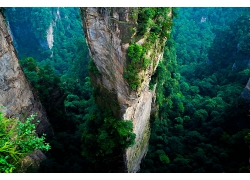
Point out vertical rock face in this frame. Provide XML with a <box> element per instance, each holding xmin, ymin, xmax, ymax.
<box><xmin>241</xmin><ymin>78</ymin><xmax>250</xmax><ymax>100</ymax></box>
<box><xmin>80</xmin><ymin>7</ymin><xmax>172</xmax><ymax>172</ymax></box>
<box><xmin>0</xmin><ymin>12</ymin><xmax>53</xmax><ymax>137</ymax></box>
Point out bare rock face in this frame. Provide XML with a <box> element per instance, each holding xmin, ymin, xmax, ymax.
<box><xmin>241</xmin><ymin>78</ymin><xmax>250</xmax><ymax>100</ymax></box>
<box><xmin>0</xmin><ymin>12</ymin><xmax>53</xmax><ymax>137</ymax></box>
<box><xmin>17</xmin><ymin>150</ymin><xmax>47</xmax><ymax>172</ymax></box>
<box><xmin>80</xmin><ymin>7</ymin><xmax>172</xmax><ymax>172</ymax></box>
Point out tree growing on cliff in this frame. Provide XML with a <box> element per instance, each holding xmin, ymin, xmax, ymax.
<box><xmin>81</xmin><ymin>105</ymin><xmax>136</xmax><ymax>172</ymax></box>
<box><xmin>0</xmin><ymin>110</ymin><xmax>50</xmax><ymax>173</ymax></box>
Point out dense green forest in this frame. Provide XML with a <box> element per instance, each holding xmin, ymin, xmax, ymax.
<box><xmin>140</xmin><ymin>7</ymin><xmax>250</xmax><ymax>173</ymax></box>
<box><xmin>1</xmin><ymin>7</ymin><xmax>250</xmax><ymax>173</ymax></box>
<box><xmin>5</xmin><ymin>7</ymin><xmax>136</xmax><ymax>172</ymax></box>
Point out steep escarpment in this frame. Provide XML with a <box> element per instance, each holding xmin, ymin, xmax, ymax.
<box><xmin>0</xmin><ymin>11</ymin><xmax>53</xmax><ymax>137</ymax></box>
<box><xmin>5</xmin><ymin>7</ymin><xmax>84</xmax><ymax>76</ymax></box>
<box><xmin>5</xmin><ymin>8</ymin><xmax>53</xmax><ymax>59</ymax></box>
<box><xmin>80</xmin><ymin>7</ymin><xmax>173</xmax><ymax>172</ymax></box>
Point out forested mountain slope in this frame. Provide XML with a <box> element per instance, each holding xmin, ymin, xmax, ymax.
<box><xmin>0</xmin><ymin>9</ymin><xmax>52</xmax><ymax>173</ymax></box>
<box><xmin>5</xmin><ymin>7</ymin><xmax>175</xmax><ymax>172</ymax></box>
<box><xmin>1</xmin><ymin>7</ymin><xmax>250</xmax><ymax>173</ymax></box>
<box><xmin>6</xmin><ymin>7</ymin><xmax>85</xmax><ymax>76</ymax></box>
<box><xmin>140</xmin><ymin>7</ymin><xmax>250</xmax><ymax>173</ymax></box>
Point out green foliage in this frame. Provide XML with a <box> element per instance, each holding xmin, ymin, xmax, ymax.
<box><xmin>173</xmin><ymin>7</ymin><xmax>248</xmax><ymax>65</ymax></box>
<box><xmin>141</xmin><ymin>8</ymin><xmax>250</xmax><ymax>173</ymax></box>
<box><xmin>245</xmin><ymin>133</ymin><xmax>250</xmax><ymax>145</ymax></box>
<box><xmin>5</xmin><ymin>7</ymin><xmax>84</xmax><ymax>76</ymax></box>
<box><xmin>81</xmin><ymin>107</ymin><xmax>136</xmax><ymax>172</ymax></box>
<box><xmin>5</xmin><ymin>8</ymin><xmax>93</xmax><ymax>173</ymax></box>
<box><xmin>148</xmin><ymin>32</ymin><xmax>157</xmax><ymax>43</ymax></box>
<box><xmin>128</xmin><ymin>43</ymin><xmax>144</xmax><ymax>63</ymax></box>
<box><xmin>20</xmin><ymin>57</ymin><xmax>61</xmax><ymax>108</ymax></box>
<box><xmin>124</xmin><ymin>43</ymin><xmax>146</xmax><ymax>90</ymax></box>
<box><xmin>6</xmin><ymin>7</ymin><xmax>250</xmax><ymax>173</ymax></box>
<box><xmin>88</xmin><ymin>59</ymin><xmax>101</xmax><ymax>75</ymax></box>
<box><xmin>137</xmin><ymin>7</ymin><xmax>172</xmax><ymax>39</ymax></box>
<box><xmin>152</xmin><ymin>36</ymin><xmax>180</xmax><ymax>114</ymax></box>
<box><xmin>124</xmin><ymin>8</ymin><xmax>173</xmax><ymax>91</ymax></box>
<box><xmin>97</xmin><ymin>117</ymin><xmax>135</xmax><ymax>154</ymax></box>
<box><xmin>30</xmin><ymin>8</ymin><xmax>53</xmax><ymax>39</ymax></box>
<box><xmin>193</xmin><ymin>109</ymin><xmax>208</xmax><ymax>124</ymax></box>
<box><xmin>83</xmin><ymin>110</ymin><xmax>135</xmax><ymax>153</ymax></box>
<box><xmin>143</xmin><ymin>58</ymin><xmax>152</xmax><ymax>69</ymax></box>
<box><xmin>0</xmin><ymin>111</ymin><xmax>50</xmax><ymax>173</ymax></box>
<box><xmin>137</xmin><ymin>8</ymin><xmax>156</xmax><ymax>35</ymax></box>
<box><xmin>157</xmin><ymin>150</ymin><xmax>170</xmax><ymax>164</ymax></box>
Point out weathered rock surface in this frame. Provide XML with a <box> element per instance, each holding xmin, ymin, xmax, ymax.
<box><xmin>17</xmin><ymin>150</ymin><xmax>47</xmax><ymax>172</ymax></box>
<box><xmin>0</xmin><ymin>12</ymin><xmax>53</xmax><ymax>137</ymax></box>
<box><xmin>80</xmin><ymin>7</ymin><xmax>170</xmax><ymax>172</ymax></box>
<box><xmin>241</xmin><ymin>78</ymin><xmax>250</xmax><ymax>100</ymax></box>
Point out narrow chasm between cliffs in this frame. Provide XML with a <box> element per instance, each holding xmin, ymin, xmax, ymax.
<box><xmin>1</xmin><ymin>7</ymin><xmax>250</xmax><ymax>173</ymax></box>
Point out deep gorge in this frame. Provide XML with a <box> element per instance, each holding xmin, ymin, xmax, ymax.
<box><xmin>0</xmin><ymin>7</ymin><xmax>250</xmax><ymax>173</ymax></box>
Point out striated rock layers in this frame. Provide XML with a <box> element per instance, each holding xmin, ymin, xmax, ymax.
<box><xmin>80</xmin><ymin>7</ymin><xmax>172</xmax><ymax>172</ymax></box>
<box><xmin>0</xmin><ymin>12</ymin><xmax>53</xmax><ymax>137</ymax></box>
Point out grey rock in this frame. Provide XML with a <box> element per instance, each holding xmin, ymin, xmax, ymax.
<box><xmin>0</xmin><ymin>12</ymin><xmax>53</xmax><ymax>138</ymax></box>
<box><xmin>81</xmin><ymin>7</ymin><xmax>169</xmax><ymax>172</ymax></box>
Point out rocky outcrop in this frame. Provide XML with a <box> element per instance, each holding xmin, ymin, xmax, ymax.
<box><xmin>46</xmin><ymin>8</ymin><xmax>62</xmax><ymax>51</ymax></box>
<box><xmin>80</xmin><ymin>7</ymin><xmax>172</xmax><ymax>172</ymax></box>
<box><xmin>241</xmin><ymin>78</ymin><xmax>250</xmax><ymax>100</ymax></box>
<box><xmin>0</xmin><ymin>11</ymin><xmax>53</xmax><ymax>137</ymax></box>
<box><xmin>17</xmin><ymin>150</ymin><xmax>47</xmax><ymax>172</ymax></box>
<box><xmin>46</xmin><ymin>22</ymin><xmax>54</xmax><ymax>50</ymax></box>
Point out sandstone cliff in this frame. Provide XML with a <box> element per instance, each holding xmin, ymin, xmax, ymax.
<box><xmin>0</xmin><ymin>12</ymin><xmax>53</xmax><ymax>136</ymax></box>
<box><xmin>80</xmin><ymin>7</ymin><xmax>172</xmax><ymax>172</ymax></box>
